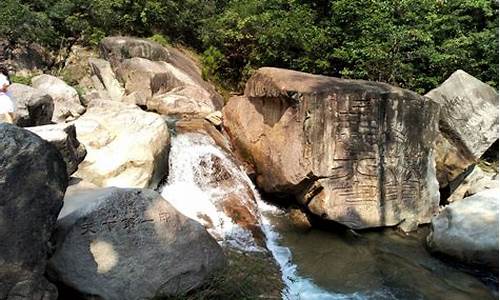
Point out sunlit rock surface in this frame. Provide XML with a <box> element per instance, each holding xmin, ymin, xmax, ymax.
<box><xmin>224</xmin><ymin>67</ymin><xmax>440</xmax><ymax>231</ymax></box>
<box><xmin>427</xmin><ymin>189</ymin><xmax>499</xmax><ymax>271</ymax></box>
<box><xmin>99</xmin><ymin>36</ymin><xmax>223</xmax><ymax>118</ymax></box>
<box><xmin>48</xmin><ymin>187</ymin><xmax>225</xmax><ymax>300</ymax></box>
<box><xmin>8</xmin><ymin>83</ymin><xmax>54</xmax><ymax>127</ymax></box>
<box><xmin>72</xmin><ymin>100</ymin><xmax>169</xmax><ymax>188</ymax></box>
<box><xmin>426</xmin><ymin>70</ymin><xmax>499</xmax><ymax>187</ymax></box>
<box><xmin>31</xmin><ymin>74</ymin><xmax>86</xmax><ymax>122</ymax></box>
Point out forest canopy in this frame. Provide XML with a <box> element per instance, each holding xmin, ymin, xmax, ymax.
<box><xmin>0</xmin><ymin>0</ymin><xmax>498</xmax><ymax>93</ymax></box>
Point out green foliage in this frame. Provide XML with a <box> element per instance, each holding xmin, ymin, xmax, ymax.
<box><xmin>0</xmin><ymin>0</ymin><xmax>56</xmax><ymax>45</ymax></box>
<box><xmin>148</xmin><ymin>34</ymin><xmax>170</xmax><ymax>47</ymax></box>
<box><xmin>201</xmin><ymin>0</ymin><xmax>498</xmax><ymax>92</ymax></box>
<box><xmin>10</xmin><ymin>74</ymin><xmax>33</xmax><ymax>85</ymax></box>
<box><xmin>0</xmin><ymin>0</ymin><xmax>497</xmax><ymax>93</ymax></box>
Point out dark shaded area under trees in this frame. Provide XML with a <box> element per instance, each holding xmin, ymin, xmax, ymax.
<box><xmin>0</xmin><ymin>0</ymin><xmax>498</xmax><ymax>93</ymax></box>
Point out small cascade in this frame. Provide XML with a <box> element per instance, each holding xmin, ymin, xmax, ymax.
<box><xmin>160</xmin><ymin>132</ymin><xmax>262</xmax><ymax>251</ymax></box>
<box><xmin>160</xmin><ymin>132</ymin><xmax>356</xmax><ymax>299</ymax></box>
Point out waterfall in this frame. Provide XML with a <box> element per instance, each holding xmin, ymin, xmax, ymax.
<box><xmin>160</xmin><ymin>132</ymin><xmax>352</xmax><ymax>299</ymax></box>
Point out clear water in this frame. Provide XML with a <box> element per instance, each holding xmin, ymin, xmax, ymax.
<box><xmin>264</xmin><ymin>209</ymin><xmax>498</xmax><ymax>300</ymax></box>
<box><xmin>160</xmin><ymin>132</ymin><xmax>498</xmax><ymax>300</ymax></box>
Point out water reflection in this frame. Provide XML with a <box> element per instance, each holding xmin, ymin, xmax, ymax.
<box><xmin>266</xmin><ymin>210</ymin><xmax>498</xmax><ymax>300</ymax></box>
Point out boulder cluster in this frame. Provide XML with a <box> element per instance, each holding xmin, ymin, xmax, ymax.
<box><xmin>0</xmin><ymin>36</ymin><xmax>498</xmax><ymax>299</ymax></box>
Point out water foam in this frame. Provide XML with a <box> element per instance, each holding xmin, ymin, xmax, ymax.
<box><xmin>160</xmin><ymin>132</ymin><xmax>361</xmax><ymax>299</ymax></box>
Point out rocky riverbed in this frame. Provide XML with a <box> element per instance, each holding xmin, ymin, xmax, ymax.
<box><xmin>0</xmin><ymin>36</ymin><xmax>498</xmax><ymax>300</ymax></box>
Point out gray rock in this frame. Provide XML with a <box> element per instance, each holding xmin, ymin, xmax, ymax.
<box><xmin>447</xmin><ymin>165</ymin><xmax>499</xmax><ymax>203</ymax></box>
<box><xmin>0</xmin><ymin>123</ymin><xmax>68</xmax><ymax>300</ymax></box>
<box><xmin>426</xmin><ymin>70</ymin><xmax>499</xmax><ymax>187</ymax></box>
<box><xmin>8</xmin><ymin>83</ymin><xmax>54</xmax><ymax>127</ymax></box>
<box><xmin>100</xmin><ymin>36</ymin><xmax>171</xmax><ymax>67</ymax></box>
<box><xmin>427</xmin><ymin>189</ymin><xmax>499</xmax><ymax>270</ymax></box>
<box><xmin>224</xmin><ymin>67</ymin><xmax>440</xmax><ymax>231</ymax></box>
<box><xmin>48</xmin><ymin>187</ymin><xmax>226</xmax><ymax>300</ymax></box>
<box><xmin>88</xmin><ymin>58</ymin><xmax>124</xmax><ymax>102</ymax></box>
<box><xmin>32</xmin><ymin>74</ymin><xmax>86</xmax><ymax>123</ymax></box>
<box><xmin>27</xmin><ymin>123</ymin><xmax>87</xmax><ymax>175</ymax></box>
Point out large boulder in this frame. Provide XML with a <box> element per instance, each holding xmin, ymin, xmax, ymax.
<box><xmin>88</xmin><ymin>58</ymin><xmax>124</xmax><ymax>102</ymax></box>
<box><xmin>115</xmin><ymin>57</ymin><xmax>176</xmax><ymax>105</ymax></box>
<box><xmin>8</xmin><ymin>83</ymin><xmax>54</xmax><ymax>127</ymax></box>
<box><xmin>0</xmin><ymin>124</ymin><xmax>68</xmax><ymax>300</ymax></box>
<box><xmin>72</xmin><ymin>100</ymin><xmax>169</xmax><ymax>188</ymax></box>
<box><xmin>99</xmin><ymin>36</ymin><xmax>223</xmax><ymax>118</ymax></box>
<box><xmin>100</xmin><ymin>36</ymin><xmax>171</xmax><ymax>67</ymax></box>
<box><xmin>427</xmin><ymin>189</ymin><xmax>499</xmax><ymax>270</ymax></box>
<box><xmin>48</xmin><ymin>187</ymin><xmax>226</xmax><ymax>300</ymax></box>
<box><xmin>223</xmin><ymin>67</ymin><xmax>440</xmax><ymax>231</ymax></box>
<box><xmin>27</xmin><ymin>123</ymin><xmax>87</xmax><ymax>175</ymax></box>
<box><xmin>426</xmin><ymin>70</ymin><xmax>499</xmax><ymax>187</ymax></box>
<box><xmin>32</xmin><ymin>74</ymin><xmax>86</xmax><ymax>123</ymax></box>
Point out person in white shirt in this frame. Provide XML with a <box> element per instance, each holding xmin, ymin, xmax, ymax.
<box><xmin>0</xmin><ymin>70</ymin><xmax>16</xmax><ymax>124</ymax></box>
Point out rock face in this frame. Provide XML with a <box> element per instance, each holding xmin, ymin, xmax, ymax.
<box><xmin>99</xmin><ymin>36</ymin><xmax>223</xmax><ymax>118</ymax></box>
<box><xmin>115</xmin><ymin>57</ymin><xmax>174</xmax><ymax>105</ymax></box>
<box><xmin>48</xmin><ymin>187</ymin><xmax>226</xmax><ymax>300</ymax></box>
<box><xmin>426</xmin><ymin>70</ymin><xmax>499</xmax><ymax>187</ymax></box>
<box><xmin>27</xmin><ymin>123</ymin><xmax>87</xmax><ymax>175</ymax></box>
<box><xmin>72</xmin><ymin>100</ymin><xmax>169</xmax><ymax>188</ymax></box>
<box><xmin>0</xmin><ymin>124</ymin><xmax>68</xmax><ymax>300</ymax></box>
<box><xmin>427</xmin><ymin>189</ymin><xmax>499</xmax><ymax>270</ymax></box>
<box><xmin>32</xmin><ymin>74</ymin><xmax>86</xmax><ymax>123</ymax></box>
<box><xmin>224</xmin><ymin>67</ymin><xmax>440</xmax><ymax>231</ymax></box>
<box><xmin>100</xmin><ymin>36</ymin><xmax>171</xmax><ymax>66</ymax></box>
<box><xmin>447</xmin><ymin>165</ymin><xmax>498</xmax><ymax>203</ymax></box>
<box><xmin>0</xmin><ymin>41</ymin><xmax>54</xmax><ymax>76</ymax></box>
<box><xmin>8</xmin><ymin>83</ymin><xmax>54</xmax><ymax>127</ymax></box>
<box><xmin>88</xmin><ymin>58</ymin><xmax>124</xmax><ymax>102</ymax></box>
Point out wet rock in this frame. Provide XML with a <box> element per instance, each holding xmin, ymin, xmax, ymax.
<box><xmin>426</xmin><ymin>70</ymin><xmax>499</xmax><ymax>187</ymax></box>
<box><xmin>48</xmin><ymin>187</ymin><xmax>226</xmax><ymax>300</ymax></box>
<box><xmin>88</xmin><ymin>58</ymin><xmax>124</xmax><ymax>102</ymax></box>
<box><xmin>163</xmin><ymin>123</ymin><xmax>264</xmax><ymax>248</ymax></box>
<box><xmin>0</xmin><ymin>124</ymin><xmax>67</xmax><ymax>300</ymax></box>
<box><xmin>288</xmin><ymin>208</ymin><xmax>312</xmax><ymax>231</ymax></box>
<box><xmin>31</xmin><ymin>74</ymin><xmax>86</xmax><ymax>123</ymax></box>
<box><xmin>427</xmin><ymin>189</ymin><xmax>499</xmax><ymax>270</ymax></box>
<box><xmin>8</xmin><ymin>83</ymin><xmax>54</xmax><ymax>127</ymax></box>
<box><xmin>27</xmin><ymin>123</ymin><xmax>86</xmax><ymax>175</ymax></box>
<box><xmin>72</xmin><ymin>100</ymin><xmax>169</xmax><ymax>188</ymax></box>
<box><xmin>224</xmin><ymin>67</ymin><xmax>440</xmax><ymax>231</ymax></box>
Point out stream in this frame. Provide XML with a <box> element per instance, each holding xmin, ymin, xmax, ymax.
<box><xmin>160</xmin><ymin>131</ymin><xmax>498</xmax><ymax>300</ymax></box>
<box><xmin>261</xmin><ymin>206</ymin><xmax>498</xmax><ymax>300</ymax></box>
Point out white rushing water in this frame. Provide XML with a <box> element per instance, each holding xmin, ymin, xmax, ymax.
<box><xmin>160</xmin><ymin>132</ymin><xmax>359</xmax><ymax>299</ymax></box>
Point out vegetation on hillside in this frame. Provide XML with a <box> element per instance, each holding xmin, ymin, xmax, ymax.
<box><xmin>1</xmin><ymin>0</ymin><xmax>498</xmax><ymax>93</ymax></box>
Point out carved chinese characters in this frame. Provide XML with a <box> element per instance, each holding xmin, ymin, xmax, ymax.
<box><xmin>224</xmin><ymin>67</ymin><xmax>440</xmax><ymax>231</ymax></box>
<box><xmin>48</xmin><ymin>188</ymin><xmax>225</xmax><ymax>300</ymax></box>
